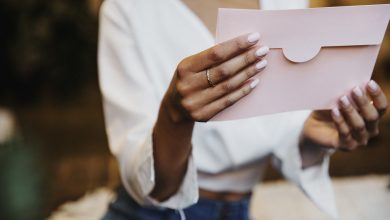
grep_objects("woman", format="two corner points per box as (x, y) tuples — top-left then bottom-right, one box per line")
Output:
(98, 0), (388, 219)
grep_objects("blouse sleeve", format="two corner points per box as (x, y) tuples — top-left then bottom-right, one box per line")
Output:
(98, 0), (198, 209)
(271, 111), (338, 219)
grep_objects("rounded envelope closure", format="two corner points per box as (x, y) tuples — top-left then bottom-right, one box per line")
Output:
(282, 44), (321, 63)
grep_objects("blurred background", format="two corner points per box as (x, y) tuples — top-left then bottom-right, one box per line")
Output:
(0, 0), (389, 219)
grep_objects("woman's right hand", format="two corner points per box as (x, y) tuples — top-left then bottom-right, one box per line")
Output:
(163, 32), (269, 123)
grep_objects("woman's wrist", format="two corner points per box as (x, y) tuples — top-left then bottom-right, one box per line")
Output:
(299, 136), (329, 169)
(161, 93), (194, 124)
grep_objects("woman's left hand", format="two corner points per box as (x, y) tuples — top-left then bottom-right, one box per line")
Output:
(302, 80), (388, 151)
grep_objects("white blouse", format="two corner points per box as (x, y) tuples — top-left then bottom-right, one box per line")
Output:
(98, 0), (337, 218)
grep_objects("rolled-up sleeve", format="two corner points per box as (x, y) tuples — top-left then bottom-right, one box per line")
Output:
(271, 111), (338, 219)
(98, 0), (198, 209)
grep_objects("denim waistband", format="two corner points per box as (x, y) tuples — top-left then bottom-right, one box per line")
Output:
(196, 194), (251, 209)
(190, 196), (251, 220)
(103, 186), (251, 220)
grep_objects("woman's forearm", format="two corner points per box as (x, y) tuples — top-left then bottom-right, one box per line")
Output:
(149, 98), (194, 201)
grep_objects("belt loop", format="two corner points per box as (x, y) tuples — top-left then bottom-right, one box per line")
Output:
(178, 209), (186, 220)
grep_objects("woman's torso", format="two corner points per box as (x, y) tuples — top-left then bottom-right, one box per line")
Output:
(119, 0), (309, 192)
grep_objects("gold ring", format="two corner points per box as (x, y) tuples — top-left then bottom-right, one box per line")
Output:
(206, 69), (215, 87)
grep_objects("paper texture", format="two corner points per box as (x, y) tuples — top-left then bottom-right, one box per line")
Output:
(213, 4), (390, 121)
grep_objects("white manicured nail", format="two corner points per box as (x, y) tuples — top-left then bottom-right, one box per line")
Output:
(331, 108), (341, 118)
(247, 32), (260, 44)
(368, 80), (379, 92)
(256, 46), (269, 57)
(340, 96), (350, 107)
(255, 60), (267, 70)
(353, 86), (363, 97)
(250, 78), (260, 88)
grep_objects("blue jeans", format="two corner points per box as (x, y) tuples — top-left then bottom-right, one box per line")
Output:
(102, 187), (251, 220)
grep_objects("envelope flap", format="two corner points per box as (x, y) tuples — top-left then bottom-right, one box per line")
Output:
(217, 4), (390, 63)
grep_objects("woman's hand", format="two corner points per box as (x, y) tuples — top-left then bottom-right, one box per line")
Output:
(302, 80), (388, 152)
(163, 32), (269, 123)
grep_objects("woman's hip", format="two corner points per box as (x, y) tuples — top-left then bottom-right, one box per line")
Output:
(102, 186), (251, 220)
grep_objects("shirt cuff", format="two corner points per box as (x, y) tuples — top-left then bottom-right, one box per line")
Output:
(300, 139), (336, 170)
(272, 111), (338, 219)
(119, 130), (199, 210)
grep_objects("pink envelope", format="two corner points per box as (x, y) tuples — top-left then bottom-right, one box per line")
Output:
(212, 4), (390, 121)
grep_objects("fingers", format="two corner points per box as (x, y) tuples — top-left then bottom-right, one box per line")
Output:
(332, 80), (388, 151)
(189, 79), (259, 122)
(351, 86), (379, 136)
(366, 80), (388, 117)
(339, 95), (369, 145)
(181, 45), (267, 92)
(331, 108), (357, 151)
(183, 33), (261, 73)
(203, 46), (269, 86)
(185, 59), (267, 110)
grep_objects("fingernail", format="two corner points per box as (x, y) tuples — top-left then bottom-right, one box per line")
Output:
(255, 46), (269, 57)
(340, 96), (350, 107)
(250, 78), (260, 89)
(353, 86), (363, 97)
(331, 108), (341, 117)
(255, 60), (267, 70)
(368, 80), (379, 92)
(247, 32), (260, 44)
